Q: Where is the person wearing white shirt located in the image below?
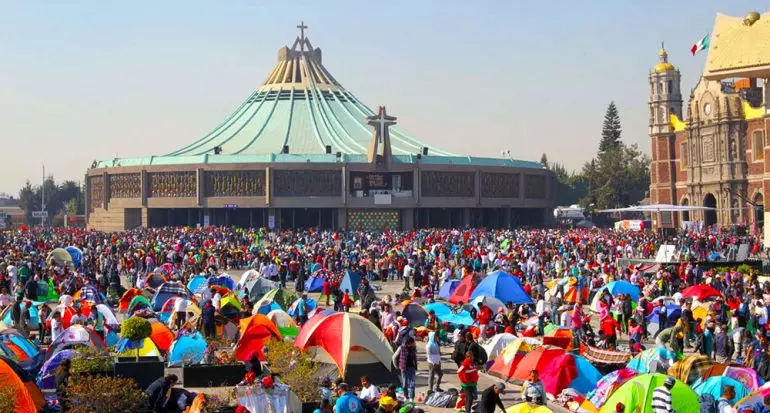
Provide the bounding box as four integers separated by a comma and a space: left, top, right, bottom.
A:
0, 288, 12, 309
212, 293, 222, 310
6, 266, 17, 287
136, 276, 146, 289
403, 263, 414, 290
173, 298, 188, 330
50, 313, 63, 342
358, 376, 380, 406
536, 295, 547, 336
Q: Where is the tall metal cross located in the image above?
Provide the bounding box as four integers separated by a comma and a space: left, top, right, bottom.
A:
297, 21, 308, 43
368, 106, 396, 143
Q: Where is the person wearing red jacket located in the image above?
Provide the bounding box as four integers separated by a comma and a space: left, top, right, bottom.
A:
457, 352, 479, 413
600, 315, 620, 349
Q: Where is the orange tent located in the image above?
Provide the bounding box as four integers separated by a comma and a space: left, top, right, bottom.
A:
0, 359, 36, 413
119, 288, 143, 312
543, 327, 574, 351
149, 321, 174, 353
234, 315, 282, 361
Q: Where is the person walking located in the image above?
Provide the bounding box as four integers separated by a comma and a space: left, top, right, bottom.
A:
392, 337, 417, 402
426, 331, 443, 392
651, 376, 675, 413
202, 300, 216, 339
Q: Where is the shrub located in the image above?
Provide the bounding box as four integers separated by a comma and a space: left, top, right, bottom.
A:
67, 376, 148, 413
71, 346, 113, 375
264, 339, 319, 402
121, 317, 152, 361
0, 387, 16, 412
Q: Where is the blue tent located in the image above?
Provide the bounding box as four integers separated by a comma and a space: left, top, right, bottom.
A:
438, 280, 460, 300
167, 332, 207, 367
601, 281, 640, 301
36, 349, 76, 390
187, 275, 208, 294
2, 302, 39, 329
646, 304, 681, 328
304, 276, 325, 292
255, 301, 282, 315
470, 271, 532, 305
693, 376, 750, 402
65, 246, 83, 269
569, 355, 603, 394
340, 270, 362, 295
310, 263, 322, 273
288, 298, 317, 317
209, 274, 235, 291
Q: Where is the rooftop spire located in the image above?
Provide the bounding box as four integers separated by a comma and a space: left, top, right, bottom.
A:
297, 21, 308, 44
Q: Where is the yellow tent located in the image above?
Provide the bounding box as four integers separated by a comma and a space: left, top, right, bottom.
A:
117, 337, 161, 358
506, 403, 554, 413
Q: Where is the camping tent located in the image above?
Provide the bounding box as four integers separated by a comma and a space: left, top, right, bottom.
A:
116, 337, 161, 358
74, 285, 104, 305
94, 304, 119, 327
438, 279, 460, 300
0, 358, 37, 412
267, 310, 299, 337
287, 298, 317, 318
46, 325, 106, 359
627, 346, 678, 374
401, 300, 428, 328
145, 272, 167, 289
233, 315, 282, 361
151, 282, 192, 311
471, 271, 532, 305
340, 270, 362, 296
187, 275, 209, 295
645, 305, 681, 335
47, 248, 73, 267
158, 297, 200, 324
244, 278, 279, 302
600, 373, 699, 413
127, 295, 152, 314
510, 346, 600, 395
295, 313, 396, 384
483, 333, 520, 361
0, 330, 43, 373
304, 276, 325, 293
167, 333, 207, 367
209, 274, 236, 291
65, 246, 83, 269
149, 321, 174, 353
488, 338, 536, 380
587, 368, 638, 410
36, 349, 76, 390
220, 294, 243, 318
119, 288, 144, 312
693, 375, 750, 402
448, 275, 476, 305
668, 355, 715, 385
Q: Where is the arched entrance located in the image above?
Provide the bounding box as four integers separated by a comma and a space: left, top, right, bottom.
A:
681, 198, 690, 222
703, 193, 717, 228
754, 193, 764, 230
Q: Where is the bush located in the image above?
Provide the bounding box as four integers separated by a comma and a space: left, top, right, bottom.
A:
71, 346, 113, 375
121, 317, 152, 342
67, 376, 148, 413
0, 387, 16, 412
264, 339, 319, 403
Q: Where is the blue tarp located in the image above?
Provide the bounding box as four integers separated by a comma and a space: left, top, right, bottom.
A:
167, 333, 207, 367
340, 270, 362, 295
187, 275, 208, 294
304, 276, 324, 292
470, 271, 532, 305
288, 298, 317, 317
601, 281, 640, 301
438, 280, 460, 300
423, 302, 473, 327
65, 246, 83, 269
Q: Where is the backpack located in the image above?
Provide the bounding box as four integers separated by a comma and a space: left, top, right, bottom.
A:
698, 393, 717, 413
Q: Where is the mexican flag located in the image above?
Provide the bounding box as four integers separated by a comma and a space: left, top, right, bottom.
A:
691, 34, 709, 56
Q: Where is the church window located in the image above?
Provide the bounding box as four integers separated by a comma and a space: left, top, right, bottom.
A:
753, 130, 765, 161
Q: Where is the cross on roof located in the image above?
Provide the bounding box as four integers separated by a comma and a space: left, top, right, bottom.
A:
297, 21, 308, 43
367, 106, 397, 143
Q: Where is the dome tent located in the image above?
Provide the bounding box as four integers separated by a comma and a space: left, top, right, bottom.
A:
167, 332, 207, 366
471, 271, 532, 305
438, 279, 460, 300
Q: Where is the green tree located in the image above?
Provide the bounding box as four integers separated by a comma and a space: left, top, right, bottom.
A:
599, 101, 622, 153
540, 153, 549, 168
16, 177, 84, 224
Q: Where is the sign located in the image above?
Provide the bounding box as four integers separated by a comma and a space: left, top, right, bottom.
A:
32, 211, 48, 218
223, 204, 238, 209
268, 215, 275, 229
203, 215, 210, 227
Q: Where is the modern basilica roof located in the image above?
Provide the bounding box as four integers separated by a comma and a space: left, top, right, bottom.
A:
94, 23, 542, 170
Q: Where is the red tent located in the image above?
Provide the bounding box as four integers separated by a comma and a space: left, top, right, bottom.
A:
511, 345, 566, 381
681, 285, 722, 301
234, 315, 282, 361
448, 275, 476, 305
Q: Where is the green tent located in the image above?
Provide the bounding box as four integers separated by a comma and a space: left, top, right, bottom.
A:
37, 279, 60, 302
600, 373, 699, 413
127, 295, 151, 313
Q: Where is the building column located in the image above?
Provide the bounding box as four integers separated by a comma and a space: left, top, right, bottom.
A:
338, 208, 347, 231
249, 209, 254, 228
463, 208, 470, 227
196, 168, 204, 206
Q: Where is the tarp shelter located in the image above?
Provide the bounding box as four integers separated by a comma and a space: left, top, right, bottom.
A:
234, 315, 282, 361
488, 338, 536, 380
145, 272, 167, 289
304, 276, 324, 292
295, 313, 396, 384
587, 368, 638, 410
471, 271, 532, 305
47, 248, 73, 267
209, 274, 236, 291
438, 279, 460, 300
448, 275, 476, 305
65, 246, 83, 269
401, 300, 428, 328
149, 321, 174, 353
288, 298, 317, 318
600, 373, 700, 413
116, 337, 161, 358
668, 355, 715, 385
36, 349, 76, 390
127, 295, 152, 314
167, 332, 207, 366
627, 346, 678, 374
119, 288, 144, 312
151, 282, 192, 311
187, 275, 209, 295
340, 270, 362, 296
244, 278, 279, 302
267, 310, 299, 337
693, 375, 750, 402
0, 358, 37, 413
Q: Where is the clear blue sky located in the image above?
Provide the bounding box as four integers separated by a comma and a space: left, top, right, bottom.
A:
0, 1, 761, 195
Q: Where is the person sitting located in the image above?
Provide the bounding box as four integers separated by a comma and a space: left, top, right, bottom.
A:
376, 385, 399, 413
334, 383, 363, 413
521, 370, 545, 405
358, 375, 379, 412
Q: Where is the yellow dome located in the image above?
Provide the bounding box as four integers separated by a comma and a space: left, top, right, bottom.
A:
654, 62, 675, 72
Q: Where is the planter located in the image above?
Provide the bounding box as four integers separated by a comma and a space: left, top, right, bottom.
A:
114, 357, 165, 391
182, 364, 244, 387
302, 402, 321, 413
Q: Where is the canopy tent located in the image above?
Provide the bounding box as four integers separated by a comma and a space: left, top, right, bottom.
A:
116, 337, 161, 358
626, 346, 678, 374
340, 270, 362, 296
438, 279, 460, 300
304, 276, 324, 293
266, 310, 299, 337
693, 375, 750, 403
587, 368, 638, 410
151, 282, 192, 311
119, 288, 144, 312
234, 315, 282, 361
488, 338, 536, 380
64, 246, 83, 269
448, 275, 476, 305
186, 275, 209, 295
0, 358, 37, 413
600, 373, 700, 413
598, 204, 716, 213
36, 349, 76, 391
401, 300, 428, 328
295, 313, 395, 383
167, 332, 207, 367
471, 271, 532, 305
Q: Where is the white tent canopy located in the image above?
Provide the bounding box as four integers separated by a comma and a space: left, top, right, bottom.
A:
598, 203, 716, 213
